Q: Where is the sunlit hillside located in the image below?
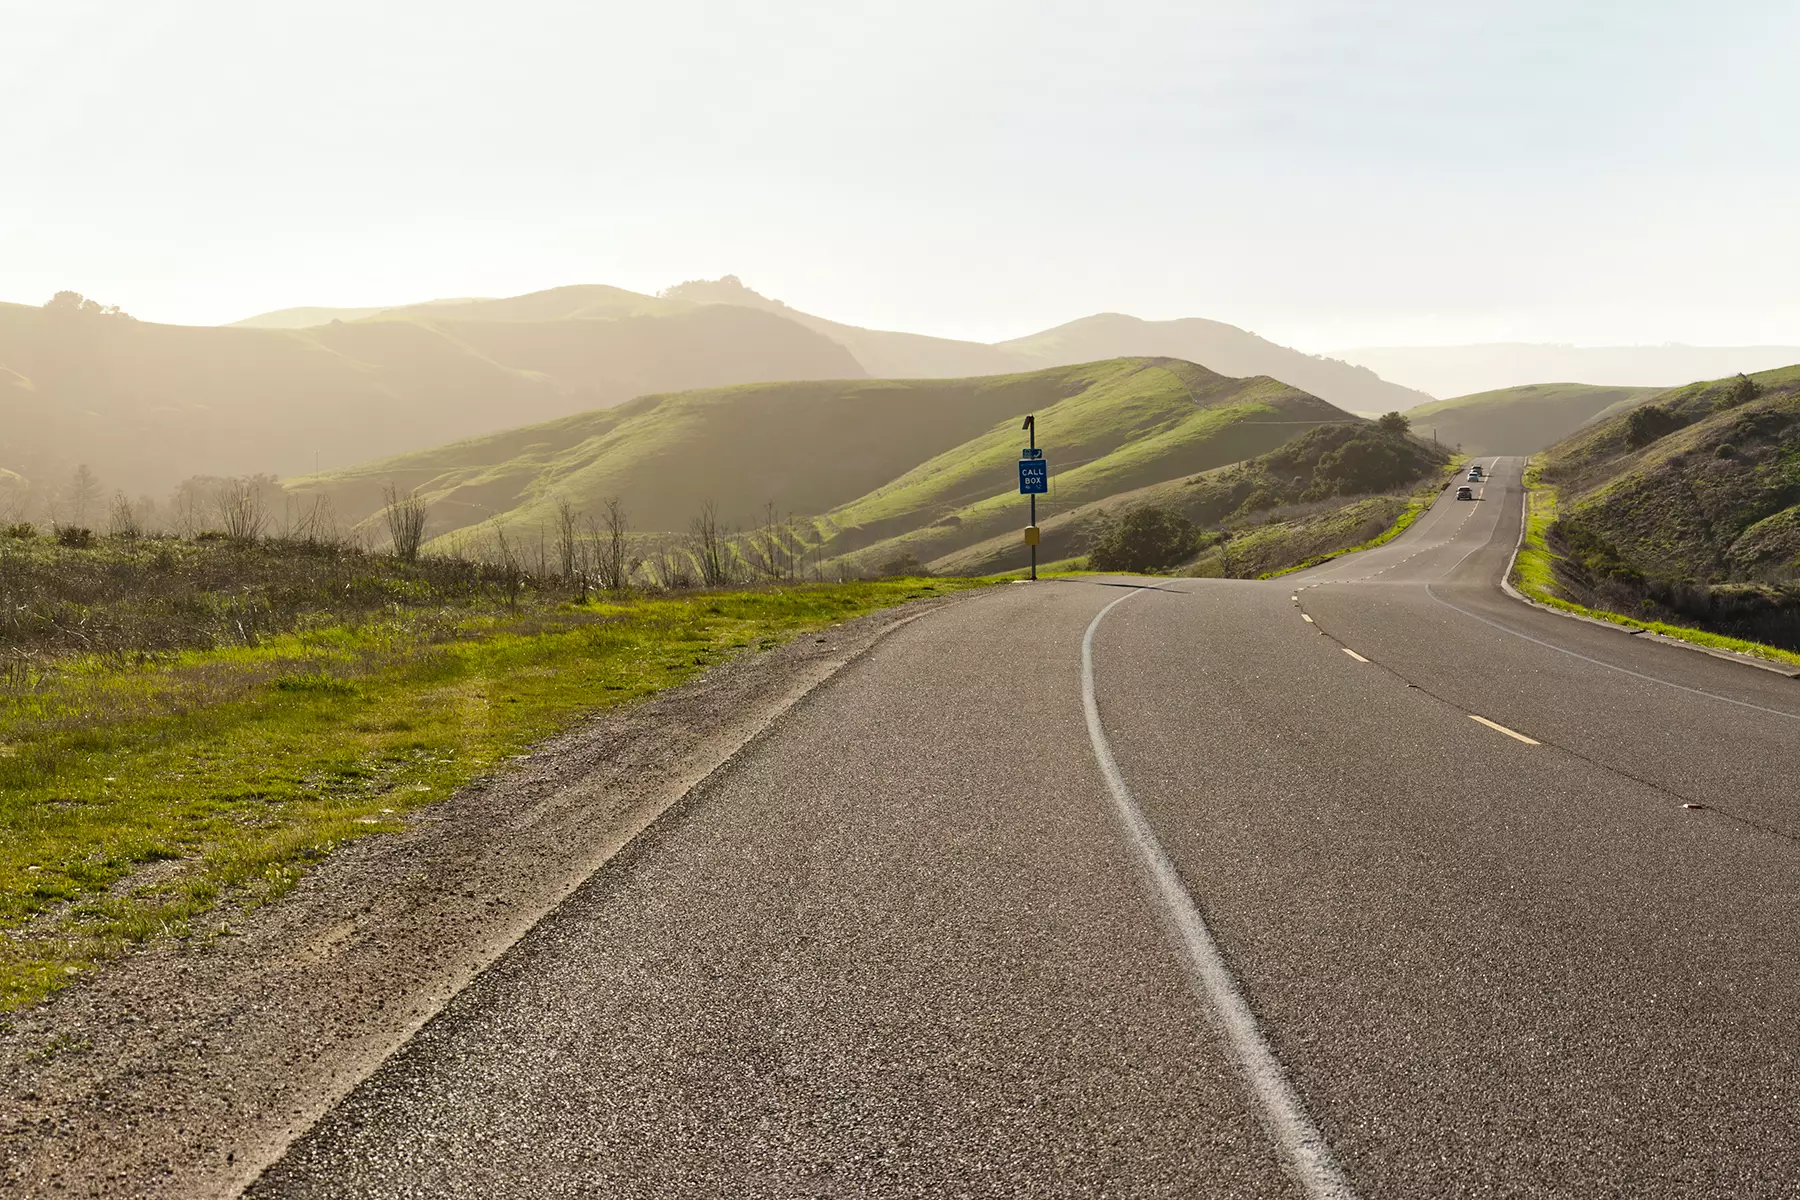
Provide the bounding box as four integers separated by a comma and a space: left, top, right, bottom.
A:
0, 299, 863, 498
288, 357, 1354, 568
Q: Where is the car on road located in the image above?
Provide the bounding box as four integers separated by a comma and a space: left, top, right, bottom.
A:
1467, 468, 1483, 481
1456, 485, 1474, 500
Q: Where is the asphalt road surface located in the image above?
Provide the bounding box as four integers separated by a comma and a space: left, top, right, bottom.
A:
251, 458, 1800, 1198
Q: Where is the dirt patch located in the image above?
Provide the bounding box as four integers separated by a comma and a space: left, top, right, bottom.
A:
0, 593, 968, 1199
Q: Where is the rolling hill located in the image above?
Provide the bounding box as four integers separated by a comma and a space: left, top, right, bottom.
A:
1403, 383, 1661, 455
1530, 364, 1800, 647
286, 358, 1358, 569
932, 423, 1450, 576
663, 276, 1435, 414
0, 299, 863, 500
7, 277, 1437, 513
1337, 343, 1800, 401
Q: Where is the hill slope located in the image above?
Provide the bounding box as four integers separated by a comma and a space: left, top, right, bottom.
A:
663, 276, 1434, 413
1404, 383, 1661, 455
0, 300, 862, 500
289, 358, 1357, 567
1532, 365, 1800, 647
934, 422, 1449, 576
1337, 343, 1800, 400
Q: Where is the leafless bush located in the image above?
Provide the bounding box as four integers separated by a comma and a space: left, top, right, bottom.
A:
688, 500, 732, 587
646, 538, 693, 590
215, 478, 267, 541
292, 494, 342, 546
554, 496, 581, 584
382, 483, 429, 562
106, 492, 143, 539
492, 525, 526, 609
594, 497, 634, 593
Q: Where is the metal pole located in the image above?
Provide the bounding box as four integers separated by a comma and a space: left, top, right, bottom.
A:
1029, 419, 1037, 580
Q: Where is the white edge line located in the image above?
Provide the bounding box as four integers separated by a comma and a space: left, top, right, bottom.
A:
1302, 614, 1315, 623
1081, 588, 1357, 1200
1468, 714, 1540, 745
1341, 648, 1369, 663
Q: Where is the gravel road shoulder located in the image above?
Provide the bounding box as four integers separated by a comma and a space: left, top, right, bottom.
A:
0, 592, 971, 1200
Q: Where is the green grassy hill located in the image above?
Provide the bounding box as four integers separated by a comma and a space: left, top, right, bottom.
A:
933, 423, 1449, 576
1404, 382, 1661, 455
1532, 365, 1800, 647
0, 299, 862, 500
288, 358, 1356, 567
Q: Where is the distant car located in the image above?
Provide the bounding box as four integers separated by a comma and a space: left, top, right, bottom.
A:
1467, 468, 1482, 481
1457, 485, 1474, 500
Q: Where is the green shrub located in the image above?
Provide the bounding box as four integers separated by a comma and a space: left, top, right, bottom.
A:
1087, 505, 1200, 573
54, 526, 95, 549
1624, 404, 1688, 449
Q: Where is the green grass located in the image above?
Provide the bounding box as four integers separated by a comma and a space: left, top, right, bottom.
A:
1510, 465, 1800, 670
0, 578, 972, 1011
291, 358, 1354, 575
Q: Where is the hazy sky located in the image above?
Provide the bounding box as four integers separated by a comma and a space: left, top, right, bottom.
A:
5, 1, 1797, 349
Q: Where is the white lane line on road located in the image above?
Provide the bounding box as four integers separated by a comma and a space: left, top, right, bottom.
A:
1303, 614, 1315, 623
1426, 585, 1800, 723
1468, 715, 1540, 745
1081, 589, 1358, 1200
1341, 648, 1369, 663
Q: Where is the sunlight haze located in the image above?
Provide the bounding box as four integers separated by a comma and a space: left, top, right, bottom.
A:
5, 0, 1797, 348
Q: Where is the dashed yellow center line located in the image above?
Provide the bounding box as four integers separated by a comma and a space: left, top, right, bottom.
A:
1302, 614, 1315, 623
1469, 714, 1539, 744
1341, 648, 1369, 663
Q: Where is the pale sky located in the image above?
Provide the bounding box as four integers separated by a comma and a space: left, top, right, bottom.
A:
5, 0, 1797, 350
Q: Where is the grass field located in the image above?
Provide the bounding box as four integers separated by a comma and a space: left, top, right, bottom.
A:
0, 531, 969, 1011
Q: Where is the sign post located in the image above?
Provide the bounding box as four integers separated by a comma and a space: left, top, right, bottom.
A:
1018, 414, 1047, 580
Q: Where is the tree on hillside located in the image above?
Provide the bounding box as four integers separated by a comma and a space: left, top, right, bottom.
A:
1376, 411, 1411, 434
44, 291, 134, 319
1087, 504, 1200, 573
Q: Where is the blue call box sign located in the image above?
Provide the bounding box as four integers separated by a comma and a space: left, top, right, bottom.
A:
1018, 458, 1049, 494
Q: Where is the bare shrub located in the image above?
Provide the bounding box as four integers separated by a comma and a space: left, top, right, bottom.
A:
647, 538, 693, 590
382, 484, 429, 562
554, 496, 580, 583
492, 526, 526, 609
688, 500, 732, 588
597, 498, 634, 593
215, 478, 267, 541
292, 494, 342, 546
106, 492, 143, 539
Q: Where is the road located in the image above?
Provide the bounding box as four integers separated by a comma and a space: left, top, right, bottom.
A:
250, 457, 1800, 1198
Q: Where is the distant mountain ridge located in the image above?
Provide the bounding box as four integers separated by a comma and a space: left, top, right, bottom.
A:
658, 276, 1435, 414
0, 298, 863, 499
233, 275, 1437, 415
1337, 343, 1800, 402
